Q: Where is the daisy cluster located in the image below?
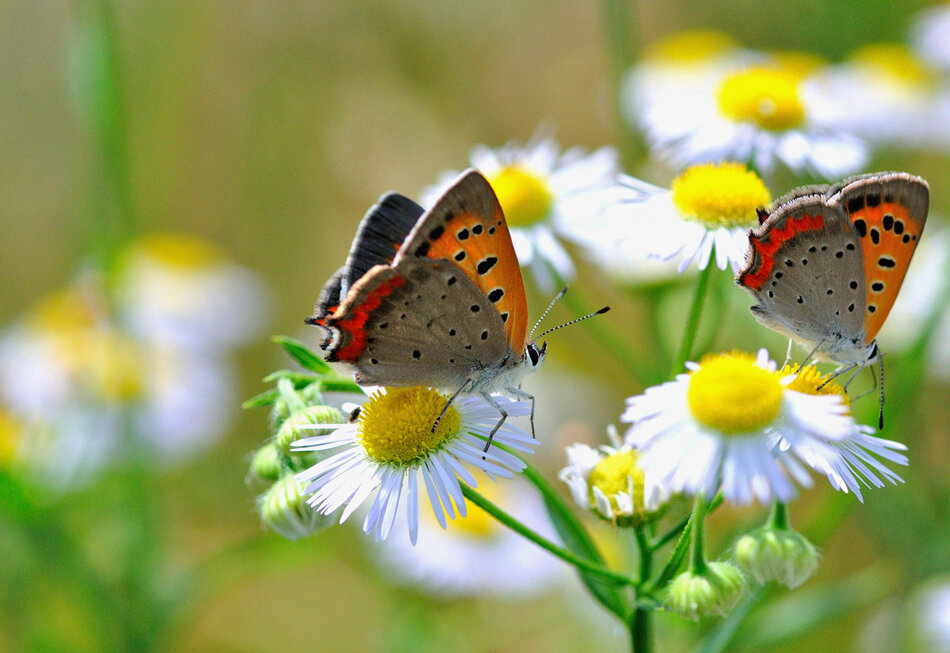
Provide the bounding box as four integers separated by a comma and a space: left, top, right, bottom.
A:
0, 234, 265, 489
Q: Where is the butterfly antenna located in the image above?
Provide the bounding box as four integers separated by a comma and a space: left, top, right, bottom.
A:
530, 306, 611, 344
528, 286, 569, 340
878, 357, 885, 430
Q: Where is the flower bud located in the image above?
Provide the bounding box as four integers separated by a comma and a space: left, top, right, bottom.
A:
667, 561, 745, 620
249, 443, 282, 481
276, 405, 343, 454
734, 526, 819, 589
258, 475, 326, 541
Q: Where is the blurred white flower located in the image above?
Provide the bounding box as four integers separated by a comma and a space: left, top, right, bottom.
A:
422, 135, 631, 291
912, 4, 950, 71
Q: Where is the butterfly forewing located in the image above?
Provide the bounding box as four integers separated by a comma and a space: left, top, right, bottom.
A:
324, 258, 509, 389
396, 170, 529, 353
830, 172, 930, 342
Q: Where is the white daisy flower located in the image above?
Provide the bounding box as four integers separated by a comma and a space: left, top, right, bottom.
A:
621, 350, 908, 505
114, 233, 267, 354
627, 57, 869, 179
294, 386, 536, 544
913, 4, 950, 71
805, 43, 943, 150
421, 135, 629, 291
918, 578, 950, 652
598, 162, 769, 274
373, 477, 565, 597
558, 426, 667, 525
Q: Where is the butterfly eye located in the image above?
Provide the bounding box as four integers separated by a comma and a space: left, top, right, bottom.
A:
527, 342, 547, 367
867, 342, 879, 361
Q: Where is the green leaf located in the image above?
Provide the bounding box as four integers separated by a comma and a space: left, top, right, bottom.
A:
242, 389, 278, 410
272, 335, 331, 374
262, 369, 320, 385
522, 466, 630, 619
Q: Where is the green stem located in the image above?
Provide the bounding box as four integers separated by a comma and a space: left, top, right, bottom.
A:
769, 501, 789, 530
688, 492, 708, 574
671, 257, 714, 377
601, 0, 642, 169
630, 525, 654, 653
460, 484, 634, 587
652, 493, 723, 550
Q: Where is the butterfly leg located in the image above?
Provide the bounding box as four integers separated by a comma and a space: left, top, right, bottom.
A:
506, 385, 535, 439
431, 378, 471, 433
794, 339, 826, 374
817, 361, 859, 389
479, 392, 508, 453
782, 339, 794, 368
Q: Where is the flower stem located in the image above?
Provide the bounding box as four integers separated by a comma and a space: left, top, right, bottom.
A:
630, 525, 654, 653
601, 0, 643, 169
671, 255, 715, 377
769, 501, 789, 530
460, 484, 635, 587
688, 492, 709, 574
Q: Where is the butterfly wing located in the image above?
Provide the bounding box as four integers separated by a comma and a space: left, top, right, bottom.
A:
738, 193, 867, 353
829, 172, 929, 342
395, 169, 529, 353
307, 192, 423, 326
322, 257, 509, 389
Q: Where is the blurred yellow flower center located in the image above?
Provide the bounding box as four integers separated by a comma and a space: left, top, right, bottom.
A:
135, 233, 223, 270
688, 354, 783, 434
671, 162, 769, 228
780, 364, 849, 406
358, 387, 460, 464
767, 51, 825, 80
717, 68, 805, 130
488, 166, 552, 227
646, 30, 737, 63
445, 484, 501, 538
0, 411, 20, 465
849, 43, 931, 88
588, 449, 645, 516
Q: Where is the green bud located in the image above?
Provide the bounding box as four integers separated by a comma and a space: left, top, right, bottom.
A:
249, 443, 282, 481
258, 475, 326, 541
734, 526, 819, 589
667, 561, 745, 620
276, 405, 343, 454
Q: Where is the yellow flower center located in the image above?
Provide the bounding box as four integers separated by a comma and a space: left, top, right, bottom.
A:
645, 30, 738, 64
443, 482, 502, 539
688, 353, 783, 434
588, 449, 645, 516
849, 43, 932, 88
780, 364, 849, 406
767, 51, 825, 80
488, 166, 553, 227
717, 67, 806, 130
357, 387, 461, 464
0, 410, 20, 465
671, 162, 770, 229
133, 233, 224, 270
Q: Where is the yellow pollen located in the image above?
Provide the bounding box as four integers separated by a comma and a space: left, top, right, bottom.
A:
132, 233, 224, 270
645, 30, 738, 64
717, 67, 806, 130
488, 166, 553, 228
688, 353, 783, 435
357, 387, 461, 464
849, 43, 932, 88
780, 364, 850, 406
588, 449, 646, 518
671, 162, 770, 229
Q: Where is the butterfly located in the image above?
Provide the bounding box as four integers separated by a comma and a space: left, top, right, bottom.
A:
737, 171, 930, 426
308, 169, 559, 444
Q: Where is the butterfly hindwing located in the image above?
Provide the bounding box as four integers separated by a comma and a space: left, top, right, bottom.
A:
739, 194, 866, 348
323, 257, 509, 389
830, 172, 930, 342
396, 169, 529, 353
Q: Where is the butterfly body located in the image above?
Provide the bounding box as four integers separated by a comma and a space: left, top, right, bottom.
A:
738, 171, 929, 379
309, 169, 545, 442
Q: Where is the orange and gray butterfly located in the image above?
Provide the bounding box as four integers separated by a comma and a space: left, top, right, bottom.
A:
306, 192, 423, 328
737, 171, 929, 365
323, 257, 512, 389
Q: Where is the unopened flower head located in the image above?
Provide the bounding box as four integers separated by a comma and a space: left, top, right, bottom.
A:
622, 350, 908, 505
667, 561, 745, 620
259, 475, 328, 541
734, 525, 819, 588
421, 134, 629, 291
295, 386, 536, 544
608, 162, 767, 274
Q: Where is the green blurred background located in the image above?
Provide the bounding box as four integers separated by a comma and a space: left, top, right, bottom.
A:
3, 1, 949, 651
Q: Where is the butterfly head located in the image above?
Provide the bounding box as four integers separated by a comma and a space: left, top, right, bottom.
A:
525, 340, 547, 371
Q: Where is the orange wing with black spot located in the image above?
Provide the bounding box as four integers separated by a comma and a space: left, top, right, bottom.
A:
394, 169, 529, 353
830, 172, 929, 342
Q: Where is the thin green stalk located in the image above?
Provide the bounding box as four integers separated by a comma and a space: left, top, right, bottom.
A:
769, 501, 789, 530
671, 258, 715, 377
688, 493, 708, 574
601, 0, 642, 168
630, 525, 654, 653
653, 494, 723, 550
650, 493, 721, 590
460, 484, 634, 587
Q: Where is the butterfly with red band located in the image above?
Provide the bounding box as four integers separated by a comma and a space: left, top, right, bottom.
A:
737, 171, 929, 427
